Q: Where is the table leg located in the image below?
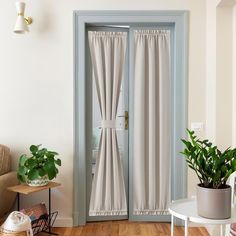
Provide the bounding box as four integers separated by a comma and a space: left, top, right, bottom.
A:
184, 219, 188, 236
49, 188, 51, 233
45, 188, 58, 236
220, 224, 224, 236
171, 214, 174, 236
17, 192, 20, 211
225, 224, 231, 236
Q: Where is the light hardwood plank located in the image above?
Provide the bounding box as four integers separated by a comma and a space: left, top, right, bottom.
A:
39, 221, 209, 236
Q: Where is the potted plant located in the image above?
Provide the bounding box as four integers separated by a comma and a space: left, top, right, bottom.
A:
17, 144, 61, 187
181, 129, 236, 219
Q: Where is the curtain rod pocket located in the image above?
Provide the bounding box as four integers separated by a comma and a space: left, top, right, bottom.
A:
88, 31, 127, 37
134, 29, 170, 35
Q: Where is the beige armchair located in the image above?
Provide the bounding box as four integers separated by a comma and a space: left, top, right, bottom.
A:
0, 145, 18, 218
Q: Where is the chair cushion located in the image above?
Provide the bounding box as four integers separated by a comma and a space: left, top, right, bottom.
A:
0, 145, 11, 176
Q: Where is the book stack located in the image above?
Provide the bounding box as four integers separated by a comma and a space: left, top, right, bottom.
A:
20, 203, 49, 233
20, 203, 48, 222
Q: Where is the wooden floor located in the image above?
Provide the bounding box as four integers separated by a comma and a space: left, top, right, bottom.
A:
40, 221, 210, 236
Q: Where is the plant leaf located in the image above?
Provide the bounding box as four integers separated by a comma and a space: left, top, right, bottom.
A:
18, 166, 26, 175
30, 145, 39, 153
48, 169, 56, 180
28, 169, 39, 180
19, 155, 28, 166
38, 168, 46, 177
17, 173, 26, 183
55, 159, 61, 166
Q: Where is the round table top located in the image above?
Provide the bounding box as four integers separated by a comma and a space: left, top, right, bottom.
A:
169, 198, 236, 224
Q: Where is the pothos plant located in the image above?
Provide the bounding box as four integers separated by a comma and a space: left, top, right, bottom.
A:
181, 129, 236, 189
17, 144, 61, 183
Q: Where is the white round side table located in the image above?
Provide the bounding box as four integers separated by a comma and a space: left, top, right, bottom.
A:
169, 198, 236, 236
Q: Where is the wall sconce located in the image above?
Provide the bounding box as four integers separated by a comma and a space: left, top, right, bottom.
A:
14, 2, 33, 34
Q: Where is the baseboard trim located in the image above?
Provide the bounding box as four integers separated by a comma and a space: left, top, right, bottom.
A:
54, 217, 73, 227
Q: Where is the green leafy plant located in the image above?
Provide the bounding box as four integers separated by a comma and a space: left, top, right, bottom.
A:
181, 129, 236, 189
17, 144, 61, 183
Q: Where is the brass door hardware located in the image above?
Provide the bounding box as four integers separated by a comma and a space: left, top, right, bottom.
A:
118, 111, 129, 130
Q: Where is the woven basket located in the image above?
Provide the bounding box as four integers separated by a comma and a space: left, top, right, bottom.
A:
0, 228, 28, 236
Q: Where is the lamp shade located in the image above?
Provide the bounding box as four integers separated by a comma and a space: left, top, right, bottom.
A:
13, 2, 29, 34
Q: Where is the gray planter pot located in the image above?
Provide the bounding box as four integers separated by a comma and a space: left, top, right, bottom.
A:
196, 184, 231, 219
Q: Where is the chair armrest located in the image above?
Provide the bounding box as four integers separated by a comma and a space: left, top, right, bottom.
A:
0, 145, 11, 175
0, 171, 18, 218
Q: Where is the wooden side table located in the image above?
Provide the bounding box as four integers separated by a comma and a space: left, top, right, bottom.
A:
8, 182, 61, 235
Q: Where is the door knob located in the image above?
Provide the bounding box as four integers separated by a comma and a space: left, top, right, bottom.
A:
118, 111, 129, 130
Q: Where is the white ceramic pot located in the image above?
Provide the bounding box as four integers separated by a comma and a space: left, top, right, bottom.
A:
27, 175, 49, 187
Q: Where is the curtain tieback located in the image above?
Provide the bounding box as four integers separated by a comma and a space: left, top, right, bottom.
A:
101, 120, 116, 129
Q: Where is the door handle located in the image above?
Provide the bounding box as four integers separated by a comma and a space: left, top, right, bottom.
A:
117, 111, 129, 130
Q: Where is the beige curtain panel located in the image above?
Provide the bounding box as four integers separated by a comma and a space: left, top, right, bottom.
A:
133, 30, 171, 215
88, 31, 127, 216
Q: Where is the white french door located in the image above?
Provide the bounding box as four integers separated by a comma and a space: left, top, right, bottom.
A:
86, 26, 129, 222
85, 25, 174, 222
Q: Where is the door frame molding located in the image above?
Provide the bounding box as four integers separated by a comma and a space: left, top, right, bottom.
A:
73, 10, 189, 226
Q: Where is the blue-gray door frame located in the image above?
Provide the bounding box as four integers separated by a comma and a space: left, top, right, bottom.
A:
73, 10, 189, 226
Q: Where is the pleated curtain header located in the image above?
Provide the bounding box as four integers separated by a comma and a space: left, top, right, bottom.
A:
134, 29, 170, 35
88, 31, 127, 37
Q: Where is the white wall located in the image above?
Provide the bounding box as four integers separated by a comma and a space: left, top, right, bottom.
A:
0, 0, 206, 227
233, 5, 236, 147
205, 1, 236, 234
206, 0, 221, 144
216, 6, 233, 150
